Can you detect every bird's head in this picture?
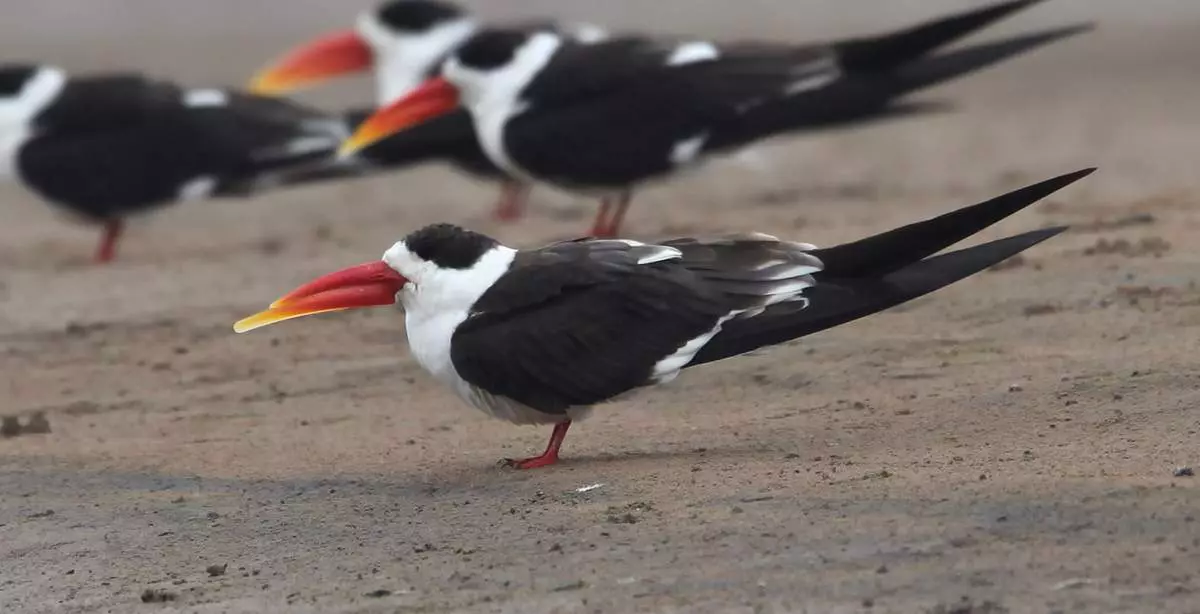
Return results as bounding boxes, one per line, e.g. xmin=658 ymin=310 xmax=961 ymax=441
xmin=0 ymin=64 xmax=66 ymax=128
xmin=248 ymin=0 xmax=476 ymax=105
xmin=235 ymin=224 xmax=511 ymax=333
xmin=338 ymin=28 xmax=562 ymax=157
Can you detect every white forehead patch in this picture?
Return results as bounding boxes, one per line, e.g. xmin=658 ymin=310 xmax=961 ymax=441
xmin=183 ymin=89 xmax=229 ymax=108
xmin=383 ymin=238 xmax=517 ymax=316
xmin=383 ymin=240 xmax=422 ymax=275
xmin=666 ymin=42 xmax=720 ymax=66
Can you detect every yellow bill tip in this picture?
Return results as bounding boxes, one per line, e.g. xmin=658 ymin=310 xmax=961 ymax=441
xmin=337 ymin=136 xmax=370 ymax=159
xmin=232 ymin=306 xmax=347 ymax=334
xmin=247 ymin=73 xmax=287 ymax=96
xmin=233 ymin=310 xmax=280 ymax=334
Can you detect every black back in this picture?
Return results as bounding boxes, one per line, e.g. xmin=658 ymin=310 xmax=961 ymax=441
xmin=450 ymin=235 xmax=820 ymax=414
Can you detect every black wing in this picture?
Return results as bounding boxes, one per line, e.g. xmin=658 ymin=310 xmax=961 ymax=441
xmin=451 ymin=168 xmax=1091 ymax=412
xmin=449 ymin=237 xmax=822 ymax=414
xmin=16 ymin=74 xmax=351 ymax=219
xmin=505 ymin=36 xmax=835 ymax=186
xmin=503 ymin=0 xmax=1082 ymax=187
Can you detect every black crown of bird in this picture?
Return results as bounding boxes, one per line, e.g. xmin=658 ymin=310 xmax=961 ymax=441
xmin=233 ymin=169 xmax=1094 ymax=469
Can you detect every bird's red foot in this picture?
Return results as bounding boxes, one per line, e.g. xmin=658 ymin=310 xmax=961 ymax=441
xmin=500 ymin=421 xmax=571 ymax=470
xmin=94 ymin=220 xmax=123 ymax=263
xmin=500 ymin=452 xmax=560 ymax=470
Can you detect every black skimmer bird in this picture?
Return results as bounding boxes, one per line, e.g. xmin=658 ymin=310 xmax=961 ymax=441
xmin=342 ymin=0 xmax=1090 ymax=238
xmin=233 ymin=168 xmax=1092 ymax=469
xmin=249 ymin=0 xmax=608 ymax=223
xmin=0 ymin=63 xmax=371 ymax=263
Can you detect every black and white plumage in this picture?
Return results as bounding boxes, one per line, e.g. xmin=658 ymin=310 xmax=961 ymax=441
xmin=348 ymin=0 xmax=1089 ymax=237
xmin=235 ymin=168 xmax=1094 ymax=469
xmin=250 ymin=0 xmax=610 ymax=222
xmin=0 ymin=64 xmax=370 ymax=262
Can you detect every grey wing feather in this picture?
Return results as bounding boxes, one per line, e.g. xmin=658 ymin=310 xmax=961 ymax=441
xmin=663 ymin=234 xmax=824 ymax=307
xmin=534 ymin=234 xmax=822 ymax=314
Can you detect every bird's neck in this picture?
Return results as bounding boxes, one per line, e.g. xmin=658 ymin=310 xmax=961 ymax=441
xmin=0 ymin=123 xmax=31 ymax=180
xmin=371 ymin=21 xmax=478 ymax=106
xmin=375 ymin=70 xmax=427 ymax=108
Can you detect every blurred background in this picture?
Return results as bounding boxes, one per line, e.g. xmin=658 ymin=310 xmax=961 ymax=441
xmin=3 ymin=7 xmax=1200 ymax=611
xmin=7 ymin=1 xmax=1197 ymax=82
xmin=1 ymin=0 xmax=1197 ymax=327
xmin=3 ymin=0 xmax=1196 ymax=196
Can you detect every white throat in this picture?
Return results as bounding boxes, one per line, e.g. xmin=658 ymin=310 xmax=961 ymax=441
xmin=382 ymin=242 xmax=516 ymax=389
xmin=442 ymin=32 xmax=562 ymax=182
xmin=358 ymin=13 xmax=478 ymax=105
xmin=0 ymin=67 xmax=66 ymax=180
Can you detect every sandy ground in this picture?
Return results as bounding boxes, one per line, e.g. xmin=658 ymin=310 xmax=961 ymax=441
xmin=3 ymin=2 xmax=1200 ymax=613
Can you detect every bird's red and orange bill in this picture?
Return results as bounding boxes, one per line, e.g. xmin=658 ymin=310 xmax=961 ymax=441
xmin=234 ymin=261 xmax=407 ymax=333
xmin=248 ymin=30 xmax=373 ymax=95
xmin=338 ymin=77 xmax=461 ymax=157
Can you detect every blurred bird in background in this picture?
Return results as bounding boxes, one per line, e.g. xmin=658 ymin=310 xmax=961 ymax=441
xmin=250 ymin=0 xmax=611 ymax=224
xmin=342 ymin=0 xmax=1089 ymax=237
xmin=0 ymin=63 xmax=371 ymax=262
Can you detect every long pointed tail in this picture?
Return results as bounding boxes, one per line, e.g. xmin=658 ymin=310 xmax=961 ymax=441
xmin=811 ymin=168 xmax=1094 ymax=278
xmin=835 ymin=0 xmax=1046 ymax=72
xmin=688 ymin=169 xmax=1093 ymax=367
xmin=891 ymin=24 xmax=1092 ymax=97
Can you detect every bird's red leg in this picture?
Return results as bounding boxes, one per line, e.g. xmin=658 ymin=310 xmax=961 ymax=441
xmin=493 ymin=181 xmax=530 ymax=222
xmin=504 ymin=421 xmax=571 ymax=470
xmin=590 ymin=200 xmax=614 ymax=237
xmin=604 ymin=192 xmax=632 ymax=237
xmin=95 ymin=220 xmax=123 ymax=263
xmin=589 ymin=192 xmax=632 ymax=238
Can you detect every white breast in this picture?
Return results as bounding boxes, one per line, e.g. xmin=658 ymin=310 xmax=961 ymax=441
xmin=472 ymin=100 xmax=533 ymax=182
xmin=394 ymin=243 xmax=568 ymax=424
xmin=404 ymin=306 xmax=468 ymax=389
xmin=403 ymin=305 xmax=574 ymax=425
